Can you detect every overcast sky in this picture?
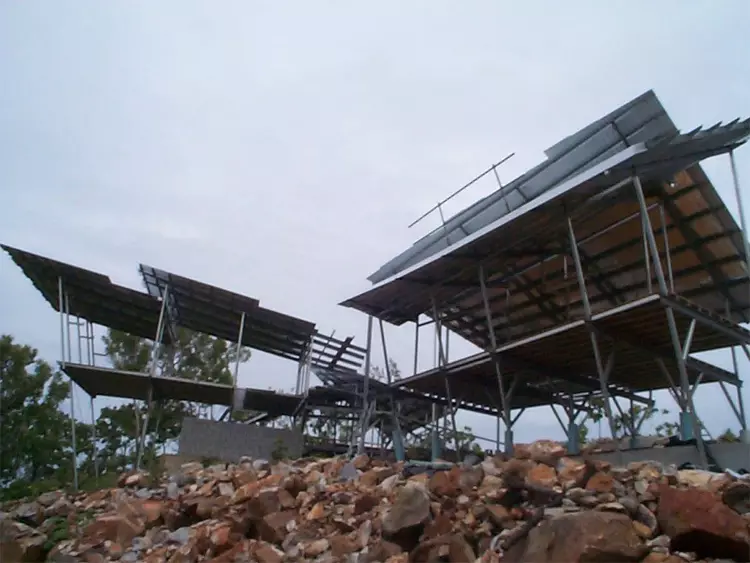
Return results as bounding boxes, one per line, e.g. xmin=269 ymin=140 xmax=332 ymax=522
xmin=1 ymin=1 xmax=749 ymax=447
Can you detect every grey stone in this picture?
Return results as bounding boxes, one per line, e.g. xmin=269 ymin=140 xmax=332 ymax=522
xmin=167 ymin=481 xmax=180 ymax=500
xmin=253 ymin=459 xmax=271 ymax=472
xmin=121 ymin=551 xmax=139 ymax=562
xmin=135 ymin=488 xmax=151 ymax=499
xmin=617 ymin=496 xmax=640 ymax=516
xmin=647 ymin=534 xmax=671 ymax=549
xmin=339 ymin=462 xmax=358 ymax=481
xmin=168 ymin=527 xmax=191 ymax=545
xmin=36 ymin=491 xmax=63 ymax=507
xmin=634 ymin=479 xmax=648 ymax=495
xmin=132 ymin=536 xmax=152 ymax=551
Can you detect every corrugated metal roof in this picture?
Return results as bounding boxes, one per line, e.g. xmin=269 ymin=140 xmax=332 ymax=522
xmin=368 ymin=90 xmax=679 ymax=284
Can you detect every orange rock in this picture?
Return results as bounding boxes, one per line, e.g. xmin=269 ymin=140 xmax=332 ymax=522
xmin=329 ymin=534 xmax=359 ymax=556
xmin=526 ymin=464 xmax=557 ymax=488
xmin=83 ymin=514 xmax=144 ymax=546
xmin=257 ymin=510 xmax=296 ymax=544
xmin=306 ymin=501 xmax=326 ymax=520
xmin=557 ymin=457 xmax=586 ymax=489
xmin=585 ymin=471 xmax=615 ymax=493
xmin=428 ymin=470 xmax=460 ymax=497
xmin=658 ymin=484 xmax=750 ymax=561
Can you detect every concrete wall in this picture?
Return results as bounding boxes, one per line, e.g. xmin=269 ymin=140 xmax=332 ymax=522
xmin=178 ymin=418 xmax=304 ymax=462
xmin=582 ymin=442 xmax=750 ymax=471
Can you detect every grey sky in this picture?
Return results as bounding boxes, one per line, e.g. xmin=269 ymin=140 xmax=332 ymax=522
xmin=1 ymin=1 xmax=749 ymax=445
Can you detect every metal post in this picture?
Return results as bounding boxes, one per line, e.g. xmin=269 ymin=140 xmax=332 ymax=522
xmin=91 ymin=396 xmax=98 ymax=484
xmin=379 ymin=319 xmax=392 ymax=384
xmin=136 ymin=384 xmax=153 ymax=470
xmin=58 ymin=284 xmax=79 ymax=490
xmin=58 ymin=277 xmax=66 ymax=369
xmin=641 ymin=213 xmax=653 ymax=294
xmin=479 ymin=265 xmax=512 ymax=454
xmin=634 ymin=176 xmax=708 ymax=468
xmin=432 ymin=300 xmax=460 ymax=457
xmin=567 ymin=216 xmax=620 ymax=459
xmin=413 ymin=319 xmax=420 ymax=376
xmin=75 ymin=316 xmax=83 ymax=364
xmin=495 ymin=416 xmax=501 ymax=454
xmin=65 ymin=294 xmax=72 ymax=364
xmin=430 ymin=403 xmax=440 ymax=460
xmin=149 ymin=287 xmax=169 ymax=378
xmin=233 ymin=312 xmax=246 ymax=387
xmin=659 ymin=203 xmax=674 ymax=292
xmin=445 ymin=326 xmax=450 ymax=363
xmin=729 ymin=150 xmax=750 ymax=310
xmin=359 ymin=316 xmax=374 ymax=454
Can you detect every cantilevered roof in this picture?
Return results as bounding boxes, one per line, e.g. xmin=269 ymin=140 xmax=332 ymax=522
xmin=139 ymin=264 xmax=314 ymax=361
xmin=2 ymin=245 xmax=169 ymax=342
xmin=341 ymin=117 xmax=750 ymax=338
xmin=369 ymin=90 xmax=680 ymax=284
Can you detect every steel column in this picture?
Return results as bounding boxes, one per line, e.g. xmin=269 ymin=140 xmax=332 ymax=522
xmin=90 ymin=396 xmax=98 ymax=484
xmin=566 ymin=216 xmax=621 ymax=460
xmin=413 ymin=319 xmax=420 ymax=376
xmin=358 ymin=316 xmax=374 ymax=455
xmin=729 ymin=150 xmax=750 ymax=312
xmin=58 ymin=279 xmax=78 ymax=491
xmin=634 ymin=176 xmax=708 ymax=468
xmin=479 ymin=265 xmax=513 ymax=453
xmin=659 ymin=203 xmax=675 ymax=292
xmin=233 ymin=311 xmax=246 ymax=387
xmin=149 ymin=286 xmax=170 ymax=378
xmin=432 ymin=299 xmax=460 ymax=457
xmin=136 ymin=384 xmax=153 ymax=470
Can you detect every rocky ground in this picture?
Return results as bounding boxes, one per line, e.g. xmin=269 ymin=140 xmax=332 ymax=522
xmin=3 ymin=440 xmax=750 ymax=562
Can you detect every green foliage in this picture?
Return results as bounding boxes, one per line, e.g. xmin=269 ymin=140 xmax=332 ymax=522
xmin=718 ymin=428 xmax=740 ymax=442
xmin=578 ymin=396 xmax=686 ymax=445
xmin=0 ymin=335 xmax=77 ymax=498
xmin=1 ymin=329 xmax=250 ymax=498
xmin=271 ymin=438 xmax=288 ymax=462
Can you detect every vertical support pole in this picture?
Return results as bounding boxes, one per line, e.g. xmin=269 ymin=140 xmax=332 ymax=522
xmin=729 ymin=150 xmax=750 ymax=311
xmin=149 ymin=287 xmax=169 ymax=378
xmin=730 ymin=345 xmax=749 ymax=441
xmin=379 ymin=319 xmax=392 ymax=384
xmin=495 ymin=416 xmax=501 ymax=454
xmin=479 ymin=265 xmax=513 ymax=454
xmin=430 ymin=403 xmax=440 ymax=460
xmin=358 ymin=316 xmax=374 ymax=454
xmin=566 ymin=216 xmax=620 ymax=460
xmin=445 ymin=325 xmax=450 ymax=363
xmin=233 ymin=312 xmax=246 ymax=387
xmin=413 ymin=319 xmax=420 ymax=376
xmin=58 ymin=277 xmax=66 ymax=369
xmin=432 ymin=299 xmax=460 ymax=458
xmin=91 ymin=396 xmax=98 ymax=484
xmin=641 ymin=212 xmax=653 ymax=294
xmin=65 ymin=294 xmax=72 ymax=365
xmin=567 ymin=397 xmax=580 ymax=455
xmin=136 ymin=384 xmax=153 ymax=470
xmin=58 ymin=279 xmax=78 ymax=491
xmin=75 ymin=316 xmax=83 ymax=364
xmin=634 ymin=176 xmax=708 ymax=468
xmin=659 ymin=203 xmax=674 ymax=292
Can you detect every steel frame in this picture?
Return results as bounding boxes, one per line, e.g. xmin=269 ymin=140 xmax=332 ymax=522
xmin=369 ymin=150 xmax=750 ymax=465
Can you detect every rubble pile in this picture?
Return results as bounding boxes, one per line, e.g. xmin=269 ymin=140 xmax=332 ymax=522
xmin=3 ymin=439 xmax=750 ymax=562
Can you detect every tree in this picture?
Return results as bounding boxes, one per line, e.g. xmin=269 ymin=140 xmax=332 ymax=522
xmin=0 ymin=335 xmax=80 ymax=499
xmin=97 ymin=328 xmax=251 ymax=468
xmin=577 ymin=396 xmax=681 ymax=445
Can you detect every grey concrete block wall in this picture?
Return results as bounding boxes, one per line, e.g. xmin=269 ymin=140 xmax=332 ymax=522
xmin=178 ymin=418 xmax=304 ymax=462
xmin=581 ymin=442 xmax=750 ymax=471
